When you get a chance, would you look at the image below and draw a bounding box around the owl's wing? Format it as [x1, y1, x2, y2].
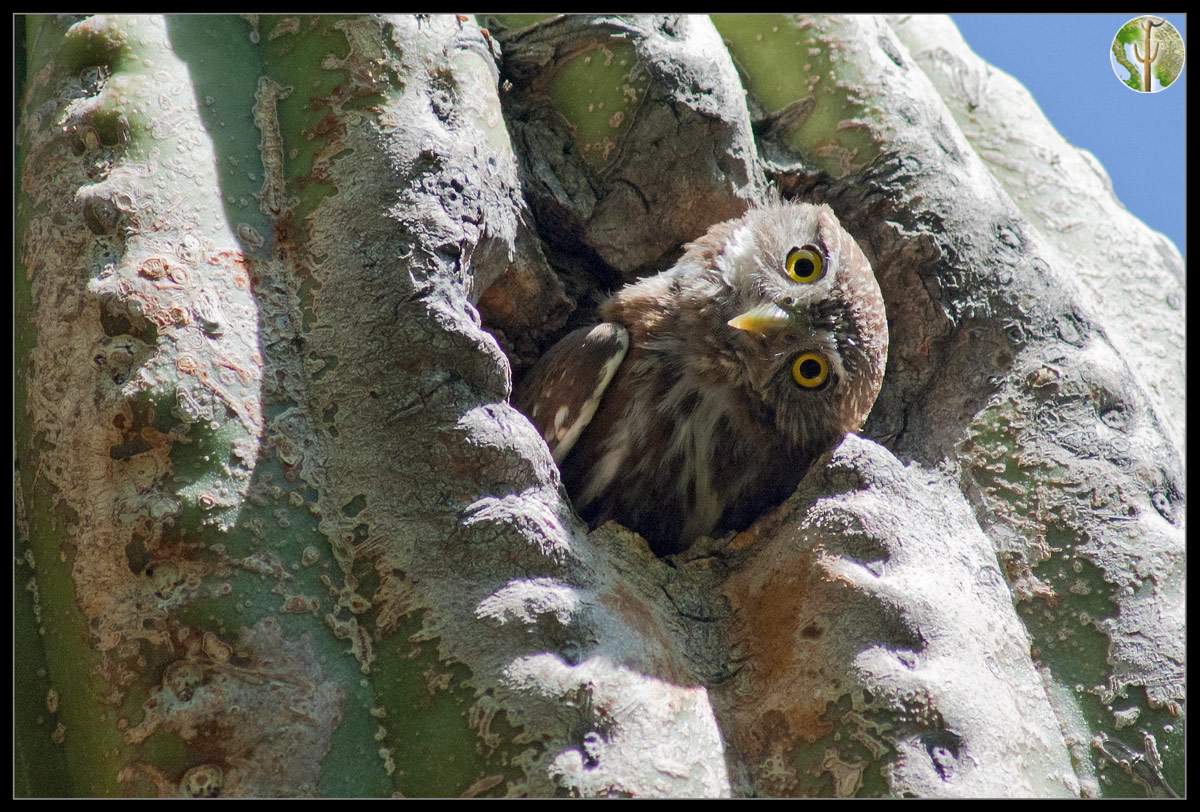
[512, 323, 629, 465]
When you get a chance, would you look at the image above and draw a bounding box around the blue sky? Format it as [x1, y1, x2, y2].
[951, 14, 1186, 257]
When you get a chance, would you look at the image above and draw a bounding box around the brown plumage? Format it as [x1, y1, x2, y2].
[514, 201, 888, 555]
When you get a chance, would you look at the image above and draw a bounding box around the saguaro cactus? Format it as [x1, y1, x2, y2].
[1133, 17, 1164, 91]
[16, 14, 1187, 797]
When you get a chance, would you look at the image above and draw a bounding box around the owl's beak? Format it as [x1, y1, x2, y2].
[727, 303, 794, 336]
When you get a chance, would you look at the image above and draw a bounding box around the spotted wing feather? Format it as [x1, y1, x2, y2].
[513, 323, 630, 464]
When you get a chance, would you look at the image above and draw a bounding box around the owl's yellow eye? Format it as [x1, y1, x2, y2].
[785, 246, 825, 283]
[791, 352, 830, 389]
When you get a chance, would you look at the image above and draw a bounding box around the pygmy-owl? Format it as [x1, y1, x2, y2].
[514, 201, 888, 555]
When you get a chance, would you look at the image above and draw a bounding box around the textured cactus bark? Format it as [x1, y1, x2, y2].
[17, 14, 384, 796]
[16, 13, 732, 797]
[16, 13, 1186, 798]
[712, 14, 1183, 797]
[890, 16, 1184, 795]
[487, 14, 766, 282]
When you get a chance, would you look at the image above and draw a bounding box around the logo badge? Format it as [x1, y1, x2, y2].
[1111, 16, 1186, 93]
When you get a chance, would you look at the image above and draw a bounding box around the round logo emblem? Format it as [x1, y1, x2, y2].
[1111, 16, 1186, 93]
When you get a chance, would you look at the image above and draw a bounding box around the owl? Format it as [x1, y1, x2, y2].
[514, 201, 888, 555]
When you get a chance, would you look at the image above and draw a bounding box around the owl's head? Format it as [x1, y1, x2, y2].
[713, 202, 888, 447]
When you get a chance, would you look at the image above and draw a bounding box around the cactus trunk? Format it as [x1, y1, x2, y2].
[1135, 18, 1165, 91]
[17, 14, 1186, 798]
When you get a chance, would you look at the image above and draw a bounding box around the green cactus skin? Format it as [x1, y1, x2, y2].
[16, 13, 1186, 799]
[16, 14, 527, 797]
[712, 14, 882, 178]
